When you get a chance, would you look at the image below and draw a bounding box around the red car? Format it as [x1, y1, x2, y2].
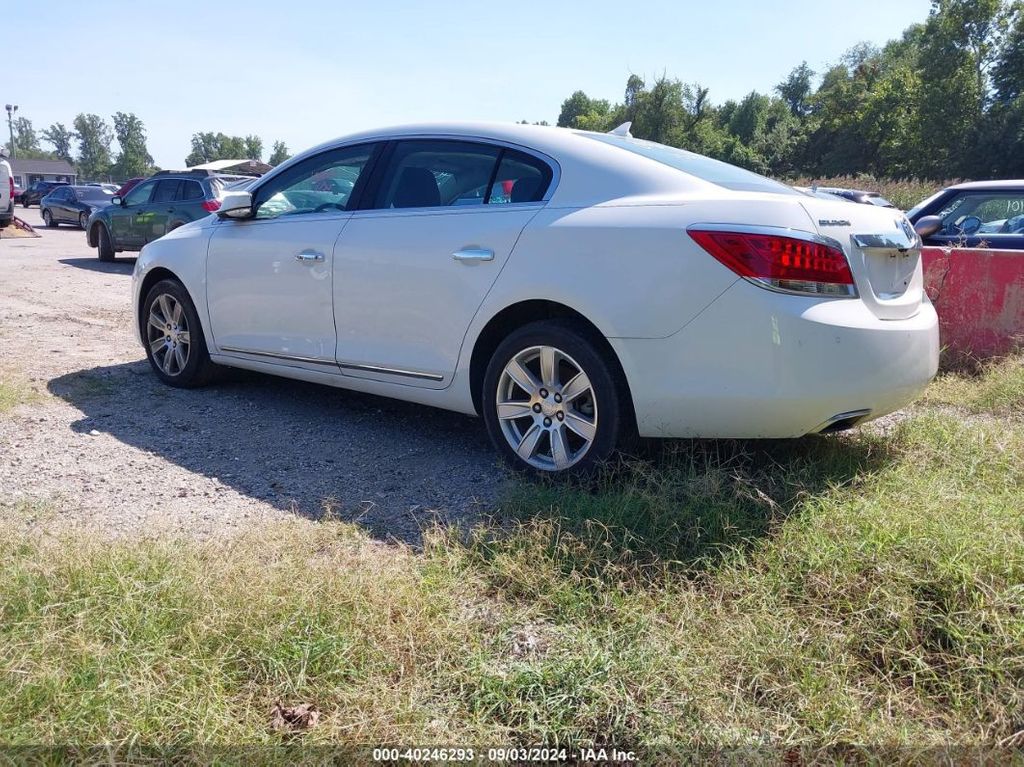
[115, 177, 145, 198]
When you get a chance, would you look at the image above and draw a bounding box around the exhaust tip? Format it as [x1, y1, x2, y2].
[815, 409, 872, 434]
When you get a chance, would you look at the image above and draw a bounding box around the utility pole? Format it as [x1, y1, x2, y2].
[4, 104, 17, 159]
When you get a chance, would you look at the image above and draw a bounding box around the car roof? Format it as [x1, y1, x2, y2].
[816, 186, 875, 196]
[945, 179, 1024, 191]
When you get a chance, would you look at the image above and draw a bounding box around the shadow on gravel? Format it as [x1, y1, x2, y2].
[58, 258, 136, 275]
[48, 362, 505, 545]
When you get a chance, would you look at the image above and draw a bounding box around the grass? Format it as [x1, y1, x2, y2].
[923, 354, 1024, 415]
[1, 359, 1023, 754]
[0, 372, 43, 413]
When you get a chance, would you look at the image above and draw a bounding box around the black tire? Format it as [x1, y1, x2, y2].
[79, 212, 89, 230]
[482, 319, 633, 477]
[22, 199, 29, 208]
[142, 279, 217, 388]
[96, 224, 115, 261]
[42, 209, 56, 228]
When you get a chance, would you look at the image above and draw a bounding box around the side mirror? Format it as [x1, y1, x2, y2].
[218, 190, 254, 219]
[914, 215, 943, 239]
[111, 196, 122, 206]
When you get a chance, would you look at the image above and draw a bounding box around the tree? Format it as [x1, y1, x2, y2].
[41, 123, 75, 164]
[556, 91, 611, 128]
[72, 113, 113, 180]
[268, 140, 290, 166]
[776, 62, 815, 116]
[184, 131, 262, 166]
[993, 1, 1024, 101]
[243, 135, 263, 161]
[111, 112, 154, 179]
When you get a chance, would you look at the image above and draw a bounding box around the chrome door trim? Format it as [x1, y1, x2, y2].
[218, 346, 339, 366]
[338, 361, 445, 382]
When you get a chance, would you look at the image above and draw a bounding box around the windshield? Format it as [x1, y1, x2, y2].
[76, 187, 115, 202]
[584, 133, 799, 195]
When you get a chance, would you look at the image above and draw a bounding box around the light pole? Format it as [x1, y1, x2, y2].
[4, 104, 17, 159]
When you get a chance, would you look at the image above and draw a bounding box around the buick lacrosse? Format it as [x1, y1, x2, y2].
[132, 122, 938, 474]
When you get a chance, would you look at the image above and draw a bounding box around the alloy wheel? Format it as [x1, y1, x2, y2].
[146, 293, 191, 376]
[496, 345, 598, 471]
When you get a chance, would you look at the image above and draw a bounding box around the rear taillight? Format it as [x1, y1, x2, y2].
[8, 177, 12, 200]
[201, 199, 221, 212]
[688, 227, 856, 297]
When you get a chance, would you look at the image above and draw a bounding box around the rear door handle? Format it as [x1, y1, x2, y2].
[295, 250, 325, 263]
[452, 248, 495, 263]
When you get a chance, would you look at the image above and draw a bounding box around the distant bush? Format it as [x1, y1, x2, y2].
[785, 175, 959, 212]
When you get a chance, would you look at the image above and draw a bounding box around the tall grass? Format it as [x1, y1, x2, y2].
[786, 175, 952, 212]
[1, 361, 1022, 752]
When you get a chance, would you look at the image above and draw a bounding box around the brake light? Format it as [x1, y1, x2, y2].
[202, 199, 221, 212]
[8, 177, 12, 201]
[688, 228, 856, 297]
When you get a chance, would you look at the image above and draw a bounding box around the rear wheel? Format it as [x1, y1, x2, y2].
[482, 320, 631, 476]
[142, 279, 217, 388]
[79, 212, 89, 230]
[96, 224, 115, 261]
[42, 209, 56, 228]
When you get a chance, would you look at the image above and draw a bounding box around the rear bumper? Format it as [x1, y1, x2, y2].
[611, 281, 939, 439]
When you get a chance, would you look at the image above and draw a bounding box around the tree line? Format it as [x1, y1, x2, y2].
[4, 113, 292, 181]
[555, 0, 1024, 181]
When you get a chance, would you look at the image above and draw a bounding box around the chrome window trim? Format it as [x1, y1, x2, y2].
[687, 222, 858, 299]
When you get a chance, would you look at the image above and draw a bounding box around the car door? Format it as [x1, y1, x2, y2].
[921, 189, 1024, 250]
[112, 179, 156, 248]
[141, 179, 181, 243]
[48, 187, 69, 221]
[206, 142, 381, 369]
[333, 139, 552, 387]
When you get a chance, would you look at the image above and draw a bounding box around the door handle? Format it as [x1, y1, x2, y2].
[452, 248, 495, 263]
[295, 251, 325, 263]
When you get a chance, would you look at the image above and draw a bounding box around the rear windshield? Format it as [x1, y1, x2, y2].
[584, 134, 798, 194]
[867, 194, 896, 208]
[75, 187, 114, 201]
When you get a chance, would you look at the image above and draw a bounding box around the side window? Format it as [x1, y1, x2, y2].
[123, 180, 155, 207]
[253, 143, 378, 219]
[937, 192, 1024, 236]
[372, 140, 501, 209]
[486, 150, 551, 205]
[178, 180, 204, 201]
[152, 180, 181, 203]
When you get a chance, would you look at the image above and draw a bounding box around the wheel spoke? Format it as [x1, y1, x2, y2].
[148, 312, 165, 332]
[497, 401, 534, 420]
[157, 295, 174, 325]
[173, 344, 187, 372]
[149, 336, 167, 356]
[171, 301, 183, 326]
[177, 331, 190, 345]
[515, 423, 544, 461]
[550, 426, 571, 469]
[160, 346, 175, 375]
[564, 412, 597, 442]
[505, 358, 540, 395]
[539, 346, 557, 388]
[561, 371, 592, 402]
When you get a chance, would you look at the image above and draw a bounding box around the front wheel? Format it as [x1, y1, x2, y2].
[482, 320, 632, 476]
[142, 279, 217, 388]
[96, 224, 115, 261]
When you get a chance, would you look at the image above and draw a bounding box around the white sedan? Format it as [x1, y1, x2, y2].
[132, 122, 938, 475]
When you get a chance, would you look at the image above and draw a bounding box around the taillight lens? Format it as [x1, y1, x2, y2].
[201, 199, 221, 212]
[7, 177, 12, 200]
[689, 228, 856, 297]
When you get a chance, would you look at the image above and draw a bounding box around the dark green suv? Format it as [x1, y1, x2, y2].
[86, 170, 249, 261]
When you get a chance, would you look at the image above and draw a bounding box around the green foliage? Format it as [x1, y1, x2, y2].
[185, 131, 264, 167]
[556, 0, 1024, 184]
[268, 140, 290, 166]
[111, 112, 155, 179]
[71, 114, 113, 180]
[40, 123, 74, 165]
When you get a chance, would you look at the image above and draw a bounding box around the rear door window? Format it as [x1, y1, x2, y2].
[152, 180, 181, 203]
[371, 140, 502, 209]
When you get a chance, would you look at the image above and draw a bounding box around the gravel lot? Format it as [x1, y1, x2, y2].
[0, 208, 506, 542]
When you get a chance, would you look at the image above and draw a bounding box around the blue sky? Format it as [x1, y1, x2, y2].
[6, 1, 932, 169]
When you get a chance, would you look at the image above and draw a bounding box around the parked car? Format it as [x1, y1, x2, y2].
[908, 180, 1024, 249]
[116, 177, 145, 198]
[131, 122, 938, 475]
[0, 155, 12, 229]
[40, 185, 116, 229]
[19, 179, 70, 207]
[813, 186, 897, 209]
[87, 170, 236, 261]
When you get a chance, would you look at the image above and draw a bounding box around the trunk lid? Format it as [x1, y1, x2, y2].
[799, 198, 924, 320]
